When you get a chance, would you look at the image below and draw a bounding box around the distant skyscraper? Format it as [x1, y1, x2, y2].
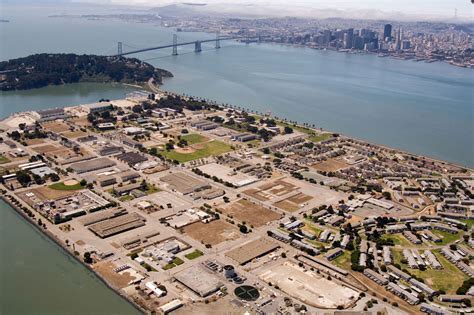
[395, 27, 402, 51]
[344, 28, 354, 49]
[383, 24, 392, 41]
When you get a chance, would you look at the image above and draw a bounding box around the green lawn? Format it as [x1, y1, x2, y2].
[185, 250, 204, 260]
[277, 122, 313, 135]
[161, 140, 233, 163]
[303, 219, 323, 237]
[119, 195, 134, 202]
[393, 249, 467, 294]
[0, 155, 10, 164]
[180, 133, 207, 145]
[380, 233, 413, 248]
[309, 133, 333, 143]
[332, 250, 352, 270]
[163, 257, 185, 270]
[458, 219, 474, 229]
[145, 184, 161, 195]
[431, 230, 462, 245]
[49, 182, 84, 191]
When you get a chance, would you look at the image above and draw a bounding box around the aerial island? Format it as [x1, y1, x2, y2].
[0, 53, 172, 91]
[0, 81, 473, 314]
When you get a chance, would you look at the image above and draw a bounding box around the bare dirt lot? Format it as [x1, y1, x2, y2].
[70, 117, 91, 127]
[244, 179, 298, 201]
[93, 261, 136, 288]
[183, 220, 240, 245]
[32, 144, 61, 154]
[18, 186, 76, 205]
[311, 158, 349, 172]
[218, 199, 281, 227]
[24, 138, 46, 145]
[273, 192, 313, 212]
[42, 121, 70, 133]
[61, 130, 87, 138]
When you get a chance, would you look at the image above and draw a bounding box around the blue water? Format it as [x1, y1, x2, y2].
[1, 4, 473, 167]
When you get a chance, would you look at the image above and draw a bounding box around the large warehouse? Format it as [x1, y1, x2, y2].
[174, 265, 223, 297]
[70, 157, 116, 174]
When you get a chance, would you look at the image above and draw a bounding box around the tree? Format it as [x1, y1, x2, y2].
[16, 170, 32, 186]
[239, 225, 248, 234]
[382, 191, 392, 200]
[284, 126, 293, 134]
[83, 252, 93, 264]
[80, 179, 87, 186]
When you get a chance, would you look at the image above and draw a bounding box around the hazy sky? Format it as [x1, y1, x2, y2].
[109, 0, 472, 19]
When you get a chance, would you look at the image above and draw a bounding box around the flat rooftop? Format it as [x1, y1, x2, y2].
[70, 157, 116, 174]
[161, 172, 210, 195]
[174, 265, 223, 297]
[88, 212, 146, 238]
[226, 237, 279, 265]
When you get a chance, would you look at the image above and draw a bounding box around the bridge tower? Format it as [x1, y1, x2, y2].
[172, 34, 178, 56]
[117, 42, 123, 56]
[215, 32, 220, 49]
[194, 41, 202, 53]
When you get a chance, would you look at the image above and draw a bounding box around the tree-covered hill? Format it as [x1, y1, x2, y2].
[0, 53, 172, 91]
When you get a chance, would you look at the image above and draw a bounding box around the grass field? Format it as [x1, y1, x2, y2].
[303, 220, 323, 237]
[163, 257, 185, 270]
[161, 140, 233, 163]
[431, 230, 462, 245]
[180, 133, 207, 145]
[49, 182, 84, 191]
[277, 122, 312, 135]
[459, 219, 474, 229]
[145, 184, 161, 195]
[309, 133, 333, 143]
[393, 249, 467, 294]
[185, 250, 204, 260]
[332, 250, 352, 270]
[119, 195, 134, 202]
[380, 233, 413, 248]
[0, 155, 10, 164]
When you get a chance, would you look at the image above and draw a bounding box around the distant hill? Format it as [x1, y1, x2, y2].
[0, 53, 172, 91]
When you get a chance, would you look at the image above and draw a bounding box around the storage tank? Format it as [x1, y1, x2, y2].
[223, 265, 236, 278]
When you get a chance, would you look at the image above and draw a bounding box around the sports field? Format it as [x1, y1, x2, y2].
[161, 140, 232, 163]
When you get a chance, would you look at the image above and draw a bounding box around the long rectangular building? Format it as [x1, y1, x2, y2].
[70, 157, 116, 174]
[387, 265, 411, 281]
[424, 250, 442, 270]
[387, 282, 420, 305]
[363, 268, 388, 285]
[88, 213, 146, 238]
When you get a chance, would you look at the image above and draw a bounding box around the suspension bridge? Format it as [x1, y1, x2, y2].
[115, 33, 262, 57]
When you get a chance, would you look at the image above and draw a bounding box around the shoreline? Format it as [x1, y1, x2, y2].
[0, 193, 147, 315]
[156, 88, 473, 171]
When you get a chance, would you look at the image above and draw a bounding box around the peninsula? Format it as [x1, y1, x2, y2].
[0, 53, 172, 91]
[0, 89, 473, 315]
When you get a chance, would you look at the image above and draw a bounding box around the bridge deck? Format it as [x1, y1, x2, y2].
[117, 36, 258, 56]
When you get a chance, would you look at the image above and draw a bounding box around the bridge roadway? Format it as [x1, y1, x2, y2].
[116, 36, 257, 57]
